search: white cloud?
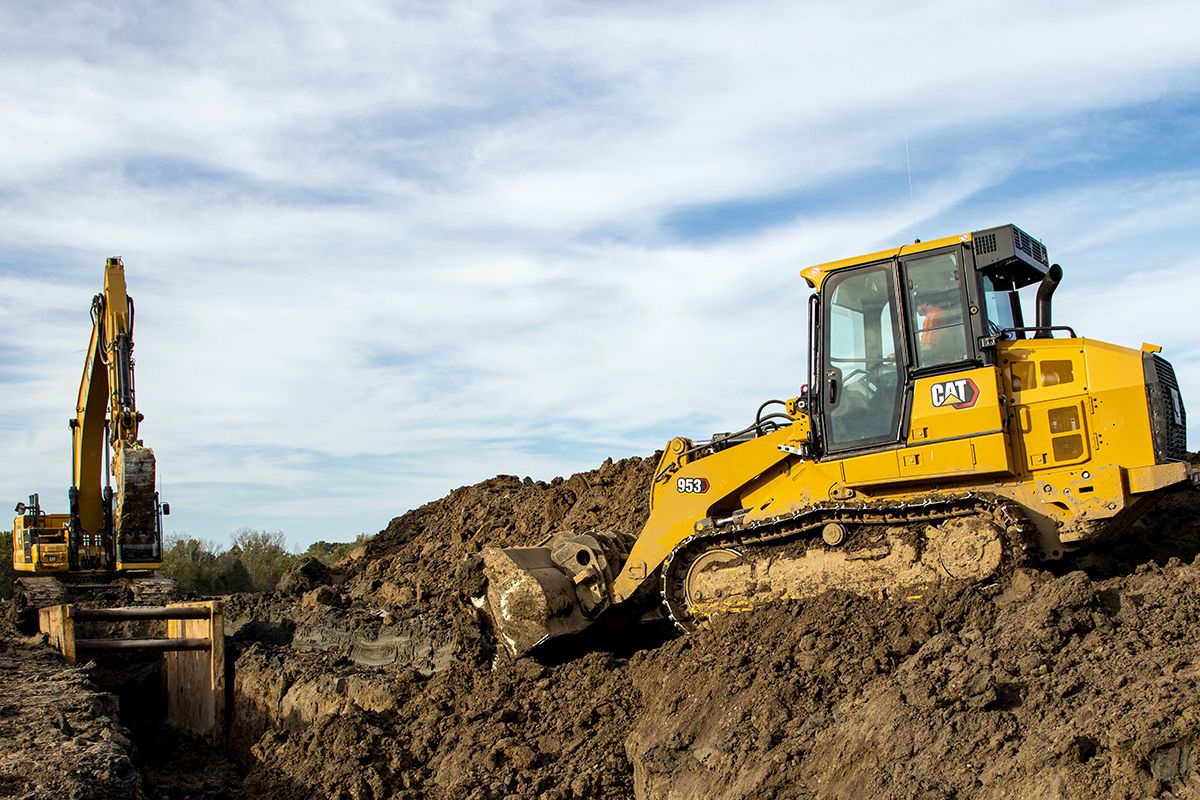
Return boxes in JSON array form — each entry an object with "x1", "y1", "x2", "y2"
[{"x1": 2, "y1": 1, "x2": 1200, "y2": 547}]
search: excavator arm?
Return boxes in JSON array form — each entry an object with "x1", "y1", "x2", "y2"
[{"x1": 68, "y1": 257, "x2": 161, "y2": 570}]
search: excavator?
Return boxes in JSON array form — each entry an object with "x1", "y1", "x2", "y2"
[
  {"x1": 11, "y1": 257, "x2": 173, "y2": 625},
  {"x1": 482, "y1": 224, "x2": 1194, "y2": 657}
]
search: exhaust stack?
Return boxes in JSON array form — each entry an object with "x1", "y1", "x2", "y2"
[{"x1": 1034, "y1": 263, "x2": 1063, "y2": 338}]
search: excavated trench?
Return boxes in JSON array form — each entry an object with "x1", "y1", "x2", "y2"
[
  {"x1": 6, "y1": 454, "x2": 1200, "y2": 799},
  {"x1": 0, "y1": 615, "x2": 243, "y2": 799}
]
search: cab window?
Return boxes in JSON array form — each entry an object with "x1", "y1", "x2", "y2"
[
  {"x1": 905, "y1": 251, "x2": 969, "y2": 368},
  {"x1": 981, "y1": 273, "x2": 1021, "y2": 336}
]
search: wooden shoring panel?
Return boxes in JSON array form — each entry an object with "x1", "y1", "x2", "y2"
[{"x1": 164, "y1": 600, "x2": 225, "y2": 744}]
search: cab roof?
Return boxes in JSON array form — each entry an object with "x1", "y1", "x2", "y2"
[{"x1": 800, "y1": 232, "x2": 970, "y2": 290}]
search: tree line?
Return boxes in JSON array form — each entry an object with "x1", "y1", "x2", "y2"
[{"x1": 0, "y1": 528, "x2": 367, "y2": 599}]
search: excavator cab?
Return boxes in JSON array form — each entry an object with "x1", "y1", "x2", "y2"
[{"x1": 12, "y1": 494, "x2": 72, "y2": 573}]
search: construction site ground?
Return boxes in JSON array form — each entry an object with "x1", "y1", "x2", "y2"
[{"x1": 4, "y1": 454, "x2": 1200, "y2": 799}]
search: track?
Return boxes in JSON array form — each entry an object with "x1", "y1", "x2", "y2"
[
  {"x1": 661, "y1": 493, "x2": 1035, "y2": 631},
  {"x1": 10, "y1": 573, "x2": 178, "y2": 631}
]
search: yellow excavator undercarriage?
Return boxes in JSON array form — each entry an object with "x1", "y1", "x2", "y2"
[{"x1": 482, "y1": 224, "x2": 1194, "y2": 657}]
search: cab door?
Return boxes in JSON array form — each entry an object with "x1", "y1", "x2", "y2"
[{"x1": 821, "y1": 263, "x2": 905, "y2": 453}]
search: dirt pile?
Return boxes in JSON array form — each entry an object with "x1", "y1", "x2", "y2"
[
  {"x1": 228, "y1": 456, "x2": 659, "y2": 798},
  {"x1": 223, "y1": 456, "x2": 656, "y2": 679},
  {"x1": 228, "y1": 462, "x2": 1200, "y2": 799},
  {"x1": 8, "y1": 453, "x2": 1200, "y2": 799},
  {"x1": 627, "y1": 559, "x2": 1200, "y2": 799}
]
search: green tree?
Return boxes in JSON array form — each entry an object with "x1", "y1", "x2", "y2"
[
  {"x1": 0, "y1": 530, "x2": 13, "y2": 600},
  {"x1": 160, "y1": 535, "x2": 221, "y2": 595},
  {"x1": 214, "y1": 551, "x2": 254, "y2": 593},
  {"x1": 231, "y1": 528, "x2": 294, "y2": 592},
  {"x1": 301, "y1": 533, "x2": 371, "y2": 565}
]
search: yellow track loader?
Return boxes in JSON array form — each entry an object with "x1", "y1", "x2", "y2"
[
  {"x1": 483, "y1": 224, "x2": 1194, "y2": 657},
  {"x1": 11, "y1": 258, "x2": 173, "y2": 623}
]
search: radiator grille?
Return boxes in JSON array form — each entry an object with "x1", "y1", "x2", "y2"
[
  {"x1": 1149, "y1": 355, "x2": 1188, "y2": 461},
  {"x1": 975, "y1": 232, "x2": 997, "y2": 255}
]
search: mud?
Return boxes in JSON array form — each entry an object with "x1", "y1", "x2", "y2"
[{"x1": 6, "y1": 456, "x2": 1200, "y2": 799}]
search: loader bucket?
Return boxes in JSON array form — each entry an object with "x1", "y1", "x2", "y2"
[
  {"x1": 482, "y1": 547, "x2": 592, "y2": 657},
  {"x1": 481, "y1": 530, "x2": 634, "y2": 658}
]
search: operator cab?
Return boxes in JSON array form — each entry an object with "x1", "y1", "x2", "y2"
[{"x1": 805, "y1": 224, "x2": 1052, "y2": 455}]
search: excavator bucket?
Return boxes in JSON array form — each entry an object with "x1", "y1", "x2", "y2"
[
  {"x1": 481, "y1": 530, "x2": 633, "y2": 657},
  {"x1": 112, "y1": 445, "x2": 157, "y2": 540}
]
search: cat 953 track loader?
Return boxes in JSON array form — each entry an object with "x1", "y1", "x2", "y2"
[
  {"x1": 482, "y1": 224, "x2": 1194, "y2": 657},
  {"x1": 11, "y1": 257, "x2": 173, "y2": 623}
]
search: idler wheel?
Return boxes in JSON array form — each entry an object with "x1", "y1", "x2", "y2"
[{"x1": 683, "y1": 547, "x2": 743, "y2": 608}]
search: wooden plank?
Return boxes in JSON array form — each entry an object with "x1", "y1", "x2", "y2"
[
  {"x1": 75, "y1": 637, "x2": 210, "y2": 652},
  {"x1": 37, "y1": 605, "x2": 76, "y2": 665},
  {"x1": 164, "y1": 600, "x2": 224, "y2": 744},
  {"x1": 74, "y1": 606, "x2": 211, "y2": 621}
]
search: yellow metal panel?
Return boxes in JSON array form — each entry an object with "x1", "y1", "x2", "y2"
[
  {"x1": 998, "y1": 339, "x2": 1086, "y2": 406},
  {"x1": 898, "y1": 439, "x2": 974, "y2": 478},
  {"x1": 998, "y1": 338, "x2": 1157, "y2": 477},
  {"x1": 1012, "y1": 398, "x2": 1091, "y2": 471},
  {"x1": 909, "y1": 366, "x2": 1005, "y2": 445},
  {"x1": 969, "y1": 434, "x2": 1013, "y2": 476},
  {"x1": 614, "y1": 425, "x2": 798, "y2": 601},
  {"x1": 840, "y1": 450, "x2": 900, "y2": 484},
  {"x1": 838, "y1": 432, "x2": 1012, "y2": 486}
]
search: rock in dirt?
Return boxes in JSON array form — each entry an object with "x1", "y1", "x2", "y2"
[{"x1": 276, "y1": 556, "x2": 334, "y2": 597}]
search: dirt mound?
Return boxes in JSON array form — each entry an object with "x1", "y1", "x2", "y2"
[
  {"x1": 345, "y1": 457, "x2": 656, "y2": 611},
  {"x1": 628, "y1": 560, "x2": 1200, "y2": 799},
  {"x1": 230, "y1": 456, "x2": 659, "y2": 798},
  {"x1": 11, "y1": 452, "x2": 1199, "y2": 799},
  {"x1": 227, "y1": 459, "x2": 1200, "y2": 799}
]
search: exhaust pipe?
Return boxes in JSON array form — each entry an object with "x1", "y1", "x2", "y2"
[{"x1": 1034, "y1": 263, "x2": 1063, "y2": 338}]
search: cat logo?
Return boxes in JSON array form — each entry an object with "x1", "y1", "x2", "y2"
[{"x1": 930, "y1": 377, "x2": 979, "y2": 410}]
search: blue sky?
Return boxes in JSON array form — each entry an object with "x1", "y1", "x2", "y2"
[{"x1": 3, "y1": 1, "x2": 1200, "y2": 550}]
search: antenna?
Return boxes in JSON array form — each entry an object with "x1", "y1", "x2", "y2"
[{"x1": 905, "y1": 137, "x2": 916, "y2": 239}]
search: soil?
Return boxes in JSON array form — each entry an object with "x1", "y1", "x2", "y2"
[{"x1": 6, "y1": 455, "x2": 1200, "y2": 799}]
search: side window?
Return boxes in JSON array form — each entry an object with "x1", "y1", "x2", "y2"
[
  {"x1": 981, "y1": 273, "x2": 1019, "y2": 335},
  {"x1": 905, "y1": 252, "x2": 970, "y2": 368}
]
